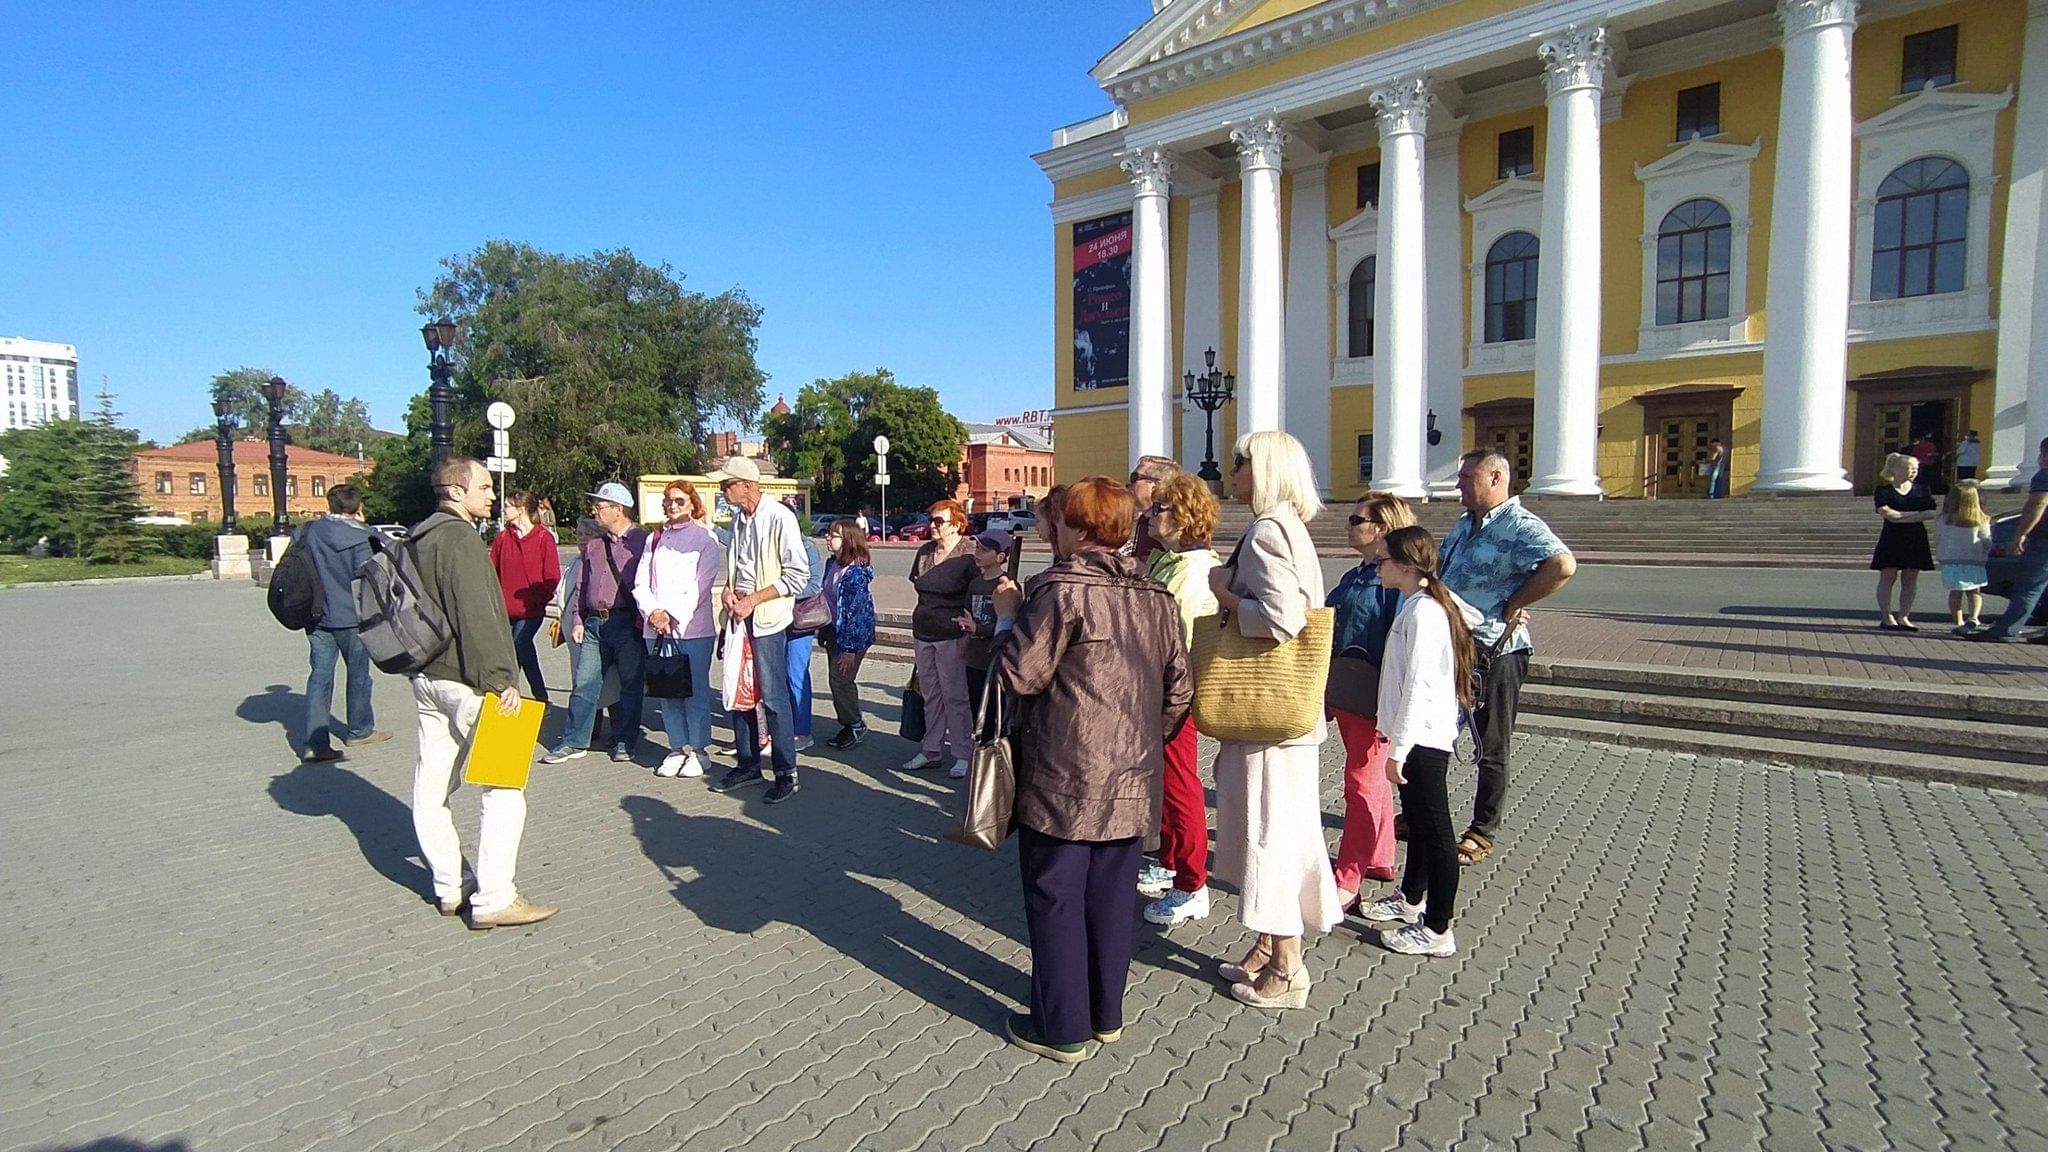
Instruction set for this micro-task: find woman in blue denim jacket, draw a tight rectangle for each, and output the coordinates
[1325,492,1414,909]
[822,518,877,749]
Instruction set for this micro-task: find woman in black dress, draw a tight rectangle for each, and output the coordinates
[1872,451,1938,631]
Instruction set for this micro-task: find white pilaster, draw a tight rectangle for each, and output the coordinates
[1425,120,1467,496]
[1757,0,1859,493]
[1369,76,1433,498]
[1991,0,2048,488]
[1528,25,1609,497]
[1121,146,1176,462]
[1181,189,1224,475]
[1233,115,1289,433]
[1284,158,1334,492]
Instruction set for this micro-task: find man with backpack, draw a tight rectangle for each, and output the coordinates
[282,483,390,762]
[407,456,555,929]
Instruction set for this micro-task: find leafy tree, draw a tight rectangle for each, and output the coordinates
[0,420,94,553]
[359,394,436,526]
[210,367,301,432]
[298,389,378,458]
[763,368,962,511]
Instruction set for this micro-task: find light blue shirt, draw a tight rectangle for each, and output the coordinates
[1437,497,1569,654]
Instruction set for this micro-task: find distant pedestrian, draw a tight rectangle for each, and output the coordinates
[1703,438,1728,499]
[1125,455,1181,563]
[1970,436,2048,644]
[409,457,555,928]
[1934,482,1993,634]
[535,497,558,533]
[903,500,976,778]
[1207,431,1343,1010]
[993,476,1192,1062]
[1910,434,1939,471]
[632,479,719,779]
[785,531,828,751]
[488,489,561,706]
[1872,452,1937,632]
[1323,490,1414,911]
[542,483,650,764]
[1437,448,1575,866]
[1954,431,1983,481]
[1359,525,1477,958]
[856,508,872,538]
[822,518,876,749]
[958,528,1018,734]
[706,455,811,803]
[1140,472,1220,928]
[296,482,389,762]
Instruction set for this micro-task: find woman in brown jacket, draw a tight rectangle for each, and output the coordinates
[991,477,1193,1063]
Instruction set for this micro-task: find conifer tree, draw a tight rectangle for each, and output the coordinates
[76,383,153,564]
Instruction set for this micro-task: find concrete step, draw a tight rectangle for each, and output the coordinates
[1527,658,2048,726]
[1519,713,2048,795]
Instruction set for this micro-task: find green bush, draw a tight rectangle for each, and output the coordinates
[141,523,220,559]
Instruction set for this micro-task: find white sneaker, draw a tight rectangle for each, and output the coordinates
[1143,886,1210,925]
[948,758,970,779]
[1136,863,1176,898]
[655,751,687,778]
[1378,922,1456,957]
[1357,891,1424,925]
[903,753,943,772]
[678,750,705,778]
[795,735,814,752]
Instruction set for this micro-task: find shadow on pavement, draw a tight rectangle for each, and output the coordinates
[33,1141,193,1152]
[236,683,305,756]
[268,760,431,902]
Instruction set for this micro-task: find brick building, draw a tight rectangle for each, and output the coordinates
[132,440,368,524]
[958,423,1055,512]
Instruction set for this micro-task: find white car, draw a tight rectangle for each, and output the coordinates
[985,509,1038,536]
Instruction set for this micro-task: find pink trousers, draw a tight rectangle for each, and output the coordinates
[1332,710,1397,897]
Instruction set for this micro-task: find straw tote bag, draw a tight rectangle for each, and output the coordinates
[1190,519,1334,743]
[946,681,1015,851]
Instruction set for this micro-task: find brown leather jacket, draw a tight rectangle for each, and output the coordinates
[992,549,1194,842]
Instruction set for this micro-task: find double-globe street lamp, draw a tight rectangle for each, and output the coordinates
[422,319,460,468]
[1183,346,1236,484]
[262,375,292,530]
[212,397,239,534]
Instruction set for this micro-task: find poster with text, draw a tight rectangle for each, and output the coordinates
[1072,212,1132,391]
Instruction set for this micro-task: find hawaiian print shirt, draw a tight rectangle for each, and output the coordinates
[1437,496,1569,654]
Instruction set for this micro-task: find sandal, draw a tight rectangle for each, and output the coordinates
[1457,831,1494,866]
[1219,942,1272,984]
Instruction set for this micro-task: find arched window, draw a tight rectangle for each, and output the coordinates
[1655,198,1732,324]
[1484,231,1539,343]
[1873,158,1968,300]
[1348,257,1376,358]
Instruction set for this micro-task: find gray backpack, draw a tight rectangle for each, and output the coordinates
[354,519,455,675]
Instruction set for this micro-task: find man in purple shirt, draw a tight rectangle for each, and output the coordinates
[543,483,650,763]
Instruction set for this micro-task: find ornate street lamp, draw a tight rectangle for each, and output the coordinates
[262,375,291,530]
[421,319,459,468]
[1183,346,1236,484]
[212,396,239,534]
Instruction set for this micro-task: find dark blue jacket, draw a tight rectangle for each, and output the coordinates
[298,516,374,629]
[1327,559,1401,666]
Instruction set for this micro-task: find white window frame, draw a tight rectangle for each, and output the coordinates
[1328,204,1380,388]
[1849,86,2012,339]
[1463,176,1544,375]
[1632,138,1758,354]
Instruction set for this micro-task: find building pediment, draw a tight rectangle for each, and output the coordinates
[1633,137,1762,182]
[1096,0,1417,106]
[1854,85,2013,138]
[1091,0,1266,85]
[1463,175,1544,214]
[1328,204,1379,240]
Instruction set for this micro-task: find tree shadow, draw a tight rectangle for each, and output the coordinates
[33,1139,194,1152]
[237,683,304,756]
[269,760,431,902]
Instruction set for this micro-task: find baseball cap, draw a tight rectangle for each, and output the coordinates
[709,455,763,485]
[975,528,1014,553]
[586,482,634,507]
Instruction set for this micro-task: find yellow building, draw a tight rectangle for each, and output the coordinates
[1035,0,2048,498]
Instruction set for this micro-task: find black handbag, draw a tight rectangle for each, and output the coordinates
[645,636,693,699]
[900,670,928,743]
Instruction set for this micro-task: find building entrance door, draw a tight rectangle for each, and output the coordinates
[1474,422,1532,494]
[1872,398,1959,490]
[1654,413,1724,498]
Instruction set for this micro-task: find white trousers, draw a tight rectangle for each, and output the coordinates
[411,675,528,915]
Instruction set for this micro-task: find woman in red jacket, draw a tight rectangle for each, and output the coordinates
[489,489,562,704]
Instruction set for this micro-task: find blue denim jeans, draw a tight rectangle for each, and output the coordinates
[648,634,715,753]
[787,633,814,738]
[306,626,374,753]
[732,625,798,778]
[1985,543,2048,638]
[509,617,551,704]
[559,612,646,752]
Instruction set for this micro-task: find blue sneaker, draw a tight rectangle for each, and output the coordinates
[1143,886,1211,925]
[1136,862,1175,898]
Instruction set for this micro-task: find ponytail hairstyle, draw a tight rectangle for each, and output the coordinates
[1382,525,1477,708]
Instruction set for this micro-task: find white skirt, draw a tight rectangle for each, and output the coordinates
[1212,740,1343,937]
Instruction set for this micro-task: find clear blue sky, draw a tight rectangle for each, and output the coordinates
[0,2,1144,444]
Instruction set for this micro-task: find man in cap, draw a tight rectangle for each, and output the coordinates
[706,456,812,803]
[541,481,650,765]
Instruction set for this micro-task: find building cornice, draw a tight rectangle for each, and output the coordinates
[1105,0,1413,107]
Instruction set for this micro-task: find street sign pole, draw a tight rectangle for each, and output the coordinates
[873,433,891,540]
[486,402,517,531]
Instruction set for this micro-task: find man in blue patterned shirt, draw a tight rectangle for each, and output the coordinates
[1436,448,1577,864]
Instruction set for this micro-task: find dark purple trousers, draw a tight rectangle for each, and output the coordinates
[1018,826,1143,1046]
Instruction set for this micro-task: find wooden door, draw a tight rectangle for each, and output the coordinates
[1654,412,1723,497]
[1873,403,1913,469]
[1476,420,1533,494]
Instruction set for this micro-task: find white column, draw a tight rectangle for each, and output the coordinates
[1285,158,1334,492]
[1181,188,1224,475]
[1425,120,1467,496]
[1121,146,1176,462]
[1528,25,1609,497]
[1991,0,2048,488]
[1368,76,1433,498]
[1757,0,1859,493]
[1233,116,1289,433]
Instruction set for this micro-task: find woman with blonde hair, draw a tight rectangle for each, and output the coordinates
[1871,451,1938,631]
[1934,481,1993,633]
[1206,430,1343,1009]
[1324,490,1416,910]
[633,479,720,778]
[1140,472,1222,926]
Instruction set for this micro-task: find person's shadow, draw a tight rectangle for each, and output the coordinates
[269,761,432,903]
[623,794,1022,1033]
[238,683,306,757]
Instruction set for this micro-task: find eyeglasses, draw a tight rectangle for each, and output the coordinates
[1347,514,1376,527]
[1232,453,1249,471]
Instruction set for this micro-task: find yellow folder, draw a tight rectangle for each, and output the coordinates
[462,693,546,790]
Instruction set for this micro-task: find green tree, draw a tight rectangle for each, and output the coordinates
[77,386,152,563]
[762,369,962,512]
[210,367,301,432]
[359,394,436,525]
[0,420,94,553]
[298,389,378,458]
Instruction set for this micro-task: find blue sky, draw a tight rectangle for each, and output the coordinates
[0,2,1144,444]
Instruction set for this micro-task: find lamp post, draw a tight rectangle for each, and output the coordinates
[421,319,459,468]
[262,375,291,530]
[1182,346,1236,485]
[212,397,239,534]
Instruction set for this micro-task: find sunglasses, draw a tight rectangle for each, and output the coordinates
[1348,514,1377,527]
[1232,453,1249,470]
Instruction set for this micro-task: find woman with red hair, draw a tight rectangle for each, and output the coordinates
[904,499,976,777]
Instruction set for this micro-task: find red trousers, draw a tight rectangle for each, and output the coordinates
[1157,719,1208,892]
[1332,710,1397,896]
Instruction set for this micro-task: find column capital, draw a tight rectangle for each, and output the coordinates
[1230,115,1290,173]
[1120,146,1177,199]
[1775,0,1859,39]
[1370,75,1434,140]
[1539,24,1611,99]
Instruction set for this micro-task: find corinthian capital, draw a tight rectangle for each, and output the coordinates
[1538,24,1610,97]
[1230,115,1290,172]
[1120,146,1177,198]
[1369,76,1433,139]
[1776,0,1860,37]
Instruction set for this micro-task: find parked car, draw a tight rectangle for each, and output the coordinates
[1986,511,2048,626]
[892,514,932,542]
[967,511,994,535]
[810,513,844,536]
[985,508,1038,536]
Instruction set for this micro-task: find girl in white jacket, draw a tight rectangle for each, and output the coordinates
[1358,525,1477,957]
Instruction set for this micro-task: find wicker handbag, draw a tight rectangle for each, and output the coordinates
[1190,606,1336,743]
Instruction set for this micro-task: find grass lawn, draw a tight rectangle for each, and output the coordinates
[0,555,210,586]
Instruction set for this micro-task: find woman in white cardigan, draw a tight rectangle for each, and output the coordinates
[1206,431,1344,1010]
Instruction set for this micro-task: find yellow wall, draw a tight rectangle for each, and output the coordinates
[1052,409,1128,485]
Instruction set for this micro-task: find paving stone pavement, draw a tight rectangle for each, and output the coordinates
[3,581,2046,1152]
